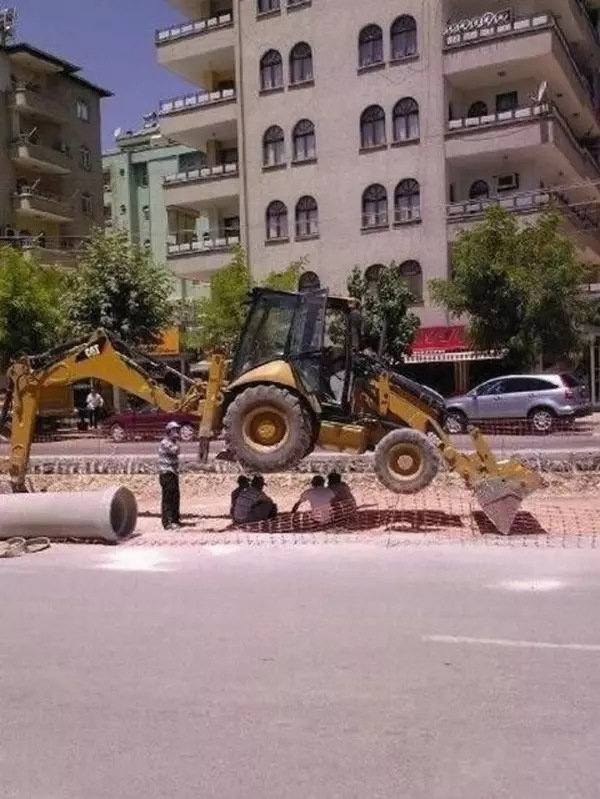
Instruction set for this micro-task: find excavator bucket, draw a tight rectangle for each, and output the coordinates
[472,463,544,535]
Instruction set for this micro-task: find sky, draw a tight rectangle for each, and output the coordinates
[13,0,197,149]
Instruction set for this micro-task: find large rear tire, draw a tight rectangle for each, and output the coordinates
[374,428,440,494]
[223,385,312,472]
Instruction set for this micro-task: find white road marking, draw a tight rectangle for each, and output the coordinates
[205,545,240,557]
[490,579,565,592]
[423,635,600,652]
[97,549,176,572]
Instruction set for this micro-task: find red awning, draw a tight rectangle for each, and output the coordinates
[411,326,468,352]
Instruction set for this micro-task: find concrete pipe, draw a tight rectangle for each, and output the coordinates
[0,486,138,544]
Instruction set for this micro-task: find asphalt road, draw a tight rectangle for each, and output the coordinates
[2,428,599,458]
[2,543,600,798]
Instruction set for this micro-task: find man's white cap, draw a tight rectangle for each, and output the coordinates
[166,421,181,431]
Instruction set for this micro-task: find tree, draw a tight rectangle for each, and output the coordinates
[345,263,420,362]
[68,229,174,346]
[0,246,71,371]
[429,206,588,369]
[188,246,306,354]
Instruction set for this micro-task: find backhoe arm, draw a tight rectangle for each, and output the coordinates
[4,330,213,491]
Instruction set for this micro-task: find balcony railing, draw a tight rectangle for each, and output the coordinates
[11,82,69,121]
[159,87,236,116]
[164,162,239,186]
[167,232,240,257]
[443,12,594,102]
[446,189,600,231]
[448,102,549,132]
[155,10,233,43]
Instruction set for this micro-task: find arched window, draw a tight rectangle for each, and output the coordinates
[257,0,280,12]
[391,15,417,60]
[289,42,313,84]
[292,119,316,161]
[393,97,419,141]
[298,270,320,291]
[260,49,283,91]
[263,125,285,166]
[399,260,423,303]
[360,105,386,148]
[394,179,421,223]
[295,195,319,237]
[362,184,388,228]
[467,101,488,118]
[469,180,490,200]
[266,200,288,239]
[365,263,384,295]
[358,24,383,67]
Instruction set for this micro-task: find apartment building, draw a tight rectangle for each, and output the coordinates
[103,115,207,299]
[155,0,600,387]
[0,36,110,267]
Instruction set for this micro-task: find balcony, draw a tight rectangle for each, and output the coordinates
[159,88,237,148]
[446,103,600,187]
[11,139,72,176]
[11,84,68,124]
[163,163,239,209]
[156,10,234,82]
[166,232,240,279]
[13,189,74,223]
[444,13,598,137]
[23,243,77,268]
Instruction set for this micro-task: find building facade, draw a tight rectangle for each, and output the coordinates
[102,116,207,299]
[0,41,110,267]
[155,0,600,385]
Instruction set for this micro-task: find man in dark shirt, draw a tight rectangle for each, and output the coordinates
[158,421,182,530]
[230,475,249,519]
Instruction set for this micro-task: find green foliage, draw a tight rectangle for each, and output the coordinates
[0,246,71,371]
[345,263,420,362]
[188,246,306,354]
[68,228,174,346]
[429,206,588,369]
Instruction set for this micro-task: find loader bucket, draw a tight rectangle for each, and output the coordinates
[472,463,544,535]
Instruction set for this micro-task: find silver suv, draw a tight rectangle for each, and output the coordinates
[445,373,590,434]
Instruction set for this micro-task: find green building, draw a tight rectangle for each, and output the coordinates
[102,113,206,300]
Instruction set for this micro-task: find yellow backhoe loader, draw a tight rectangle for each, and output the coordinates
[0,286,542,533]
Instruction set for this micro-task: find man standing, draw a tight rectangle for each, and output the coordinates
[159,421,182,530]
[85,387,104,430]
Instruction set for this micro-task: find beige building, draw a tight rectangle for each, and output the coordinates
[0,41,111,267]
[155,1,600,342]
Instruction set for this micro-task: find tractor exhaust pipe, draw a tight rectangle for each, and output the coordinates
[0,486,138,543]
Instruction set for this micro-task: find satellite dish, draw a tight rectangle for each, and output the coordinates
[113,127,122,139]
[536,80,548,103]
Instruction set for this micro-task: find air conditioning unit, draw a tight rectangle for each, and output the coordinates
[496,173,520,192]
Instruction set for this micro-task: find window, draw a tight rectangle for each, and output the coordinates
[257,0,280,12]
[399,260,423,302]
[502,377,556,393]
[390,15,417,60]
[469,180,490,200]
[496,91,518,113]
[365,263,384,295]
[263,125,285,166]
[298,271,320,291]
[295,195,318,237]
[289,42,313,84]
[362,184,388,228]
[467,101,488,118]
[134,162,149,187]
[292,118,316,161]
[266,200,288,239]
[358,24,383,68]
[394,179,420,223]
[120,204,127,215]
[393,97,419,141]
[79,146,91,171]
[260,49,283,90]
[142,205,150,221]
[76,99,90,121]
[81,192,93,216]
[360,105,386,148]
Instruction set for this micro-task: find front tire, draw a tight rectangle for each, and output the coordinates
[528,407,556,435]
[374,428,440,494]
[223,385,311,471]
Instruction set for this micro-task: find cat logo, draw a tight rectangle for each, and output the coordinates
[75,336,107,362]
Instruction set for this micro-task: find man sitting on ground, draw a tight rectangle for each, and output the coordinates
[232,475,277,524]
[327,472,357,515]
[291,475,335,525]
[230,475,249,519]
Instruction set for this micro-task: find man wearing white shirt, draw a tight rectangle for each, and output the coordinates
[291,475,335,525]
[85,387,104,429]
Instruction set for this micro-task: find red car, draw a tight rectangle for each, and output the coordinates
[103,407,199,443]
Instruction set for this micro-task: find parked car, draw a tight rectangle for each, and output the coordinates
[445,373,591,434]
[103,407,200,443]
